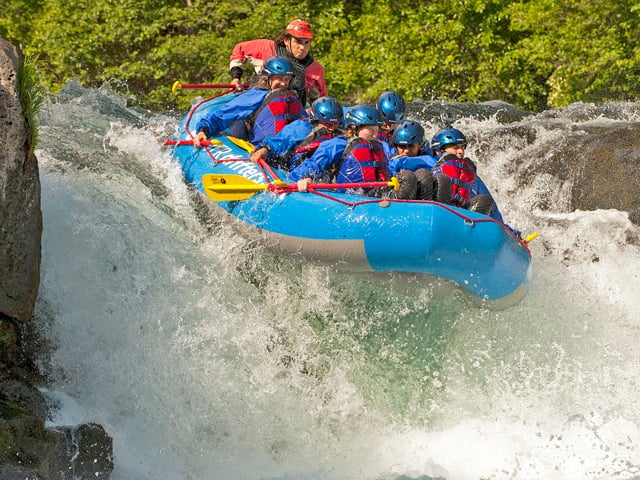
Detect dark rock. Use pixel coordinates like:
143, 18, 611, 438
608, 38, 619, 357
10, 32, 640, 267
0, 38, 42, 322
0, 464, 43, 479
69, 423, 113, 479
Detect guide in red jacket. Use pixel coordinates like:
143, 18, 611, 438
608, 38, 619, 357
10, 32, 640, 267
229, 19, 328, 106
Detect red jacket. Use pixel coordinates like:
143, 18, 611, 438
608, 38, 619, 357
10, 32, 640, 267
230, 39, 328, 98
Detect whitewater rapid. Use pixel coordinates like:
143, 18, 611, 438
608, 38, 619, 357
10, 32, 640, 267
35, 82, 640, 480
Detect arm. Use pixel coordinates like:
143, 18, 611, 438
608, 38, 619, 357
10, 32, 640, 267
258, 119, 311, 156
288, 137, 347, 182
251, 120, 311, 163
195, 89, 267, 142
388, 155, 431, 175
379, 140, 395, 159
305, 60, 328, 97
474, 175, 504, 223
229, 39, 276, 90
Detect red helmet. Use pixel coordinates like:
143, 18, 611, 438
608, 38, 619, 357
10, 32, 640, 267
285, 19, 314, 39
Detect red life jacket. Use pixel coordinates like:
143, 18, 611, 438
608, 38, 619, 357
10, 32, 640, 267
433, 154, 477, 205
337, 137, 390, 184
289, 124, 338, 170
249, 90, 304, 143
376, 130, 393, 143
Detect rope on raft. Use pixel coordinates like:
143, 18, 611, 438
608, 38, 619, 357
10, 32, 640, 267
178, 94, 531, 252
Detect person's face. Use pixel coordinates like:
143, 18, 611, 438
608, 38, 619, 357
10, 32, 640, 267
269, 74, 292, 91
396, 143, 421, 157
358, 125, 379, 140
443, 143, 466, 158
381, 121, 397, 133
320, 121, 340, 132
287, 36, 312, 60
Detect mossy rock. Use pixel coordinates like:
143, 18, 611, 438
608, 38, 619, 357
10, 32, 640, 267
0, 425, 14, 462
1, 415, 47, 459
0, 400, 29, 419
0, 320, 17, 365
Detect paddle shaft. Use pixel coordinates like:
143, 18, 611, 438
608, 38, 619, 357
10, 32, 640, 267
208, 180, 398, 193
171, 80, 250, 93
165, 137, 254, 150
178, 83, 247, 89
202, 173, 399, 201
164, 139, 219, 146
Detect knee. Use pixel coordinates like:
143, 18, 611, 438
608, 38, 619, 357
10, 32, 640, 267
396, 170, 418, 199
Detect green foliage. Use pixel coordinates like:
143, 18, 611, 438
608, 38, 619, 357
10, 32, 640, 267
2, 0, 639, 112
17, 54, 48, 154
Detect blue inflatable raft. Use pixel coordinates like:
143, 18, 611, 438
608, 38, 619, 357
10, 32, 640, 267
168, 92, 533, 307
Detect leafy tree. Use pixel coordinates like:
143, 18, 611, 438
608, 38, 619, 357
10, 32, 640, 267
1, 0, 639, 112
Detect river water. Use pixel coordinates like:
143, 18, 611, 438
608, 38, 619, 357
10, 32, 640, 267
34, 81, 640, 479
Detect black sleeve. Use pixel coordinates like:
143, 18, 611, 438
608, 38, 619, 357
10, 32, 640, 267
230, 66, 243, 80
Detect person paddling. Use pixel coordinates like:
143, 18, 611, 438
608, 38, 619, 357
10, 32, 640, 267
193, 56, 306, 147
250, 96, 344, 170
229, 18, 327, 106
430, 128, 496, 216
289, 104, 416, 198
389, 120, 451, 201
376, 91, 406, 145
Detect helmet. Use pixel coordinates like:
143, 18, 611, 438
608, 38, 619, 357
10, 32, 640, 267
431, 128, 467, 151
376, 91, 406, 124
285, 19, 314, 39
311, 96, 343, 123
392, 120, 425, 146
345, 104, 382, 127
261, 56, 295, 77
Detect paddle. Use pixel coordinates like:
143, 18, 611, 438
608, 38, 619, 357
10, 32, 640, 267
172, 81, 249, 94
164, 137, 256, 154
202, 173, 399, 202
226, 136, 255, 153
164, 139, 224, 147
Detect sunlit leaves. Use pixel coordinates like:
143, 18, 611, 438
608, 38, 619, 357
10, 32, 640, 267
2, 0, 639, 112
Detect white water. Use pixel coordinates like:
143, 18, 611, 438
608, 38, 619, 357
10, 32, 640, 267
35, 84, 640, 479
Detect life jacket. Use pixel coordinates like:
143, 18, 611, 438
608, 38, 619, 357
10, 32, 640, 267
376, 130, 393, 143
288, 124, 342, 170
275, 44, 312, 104
247, 89, 304, 144
333, 136, 390, 184
432, 154, 477, 205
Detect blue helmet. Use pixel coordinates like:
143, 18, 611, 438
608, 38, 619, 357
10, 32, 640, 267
345, 104, 382, 127
376, 91, 406, 124
311, 96, 343, 123
392, 120, 425, 146
261, 56, 295, 77
431, 128, 467, 151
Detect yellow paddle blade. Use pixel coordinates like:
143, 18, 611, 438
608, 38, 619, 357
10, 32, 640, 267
524, 232, 539, 243
171, 80, 182, 95
226, 136, 256, 153
202, 174, 286, 202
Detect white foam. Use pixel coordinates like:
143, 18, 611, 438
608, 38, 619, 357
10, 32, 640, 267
39, 388, 86, 427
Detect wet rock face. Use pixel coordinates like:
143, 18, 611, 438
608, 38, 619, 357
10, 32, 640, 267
0, 421, 113, 479
475, 119, 640, 227
65, 423, 114, 479
565, 124, 640, 225
0, 38, 42, 322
